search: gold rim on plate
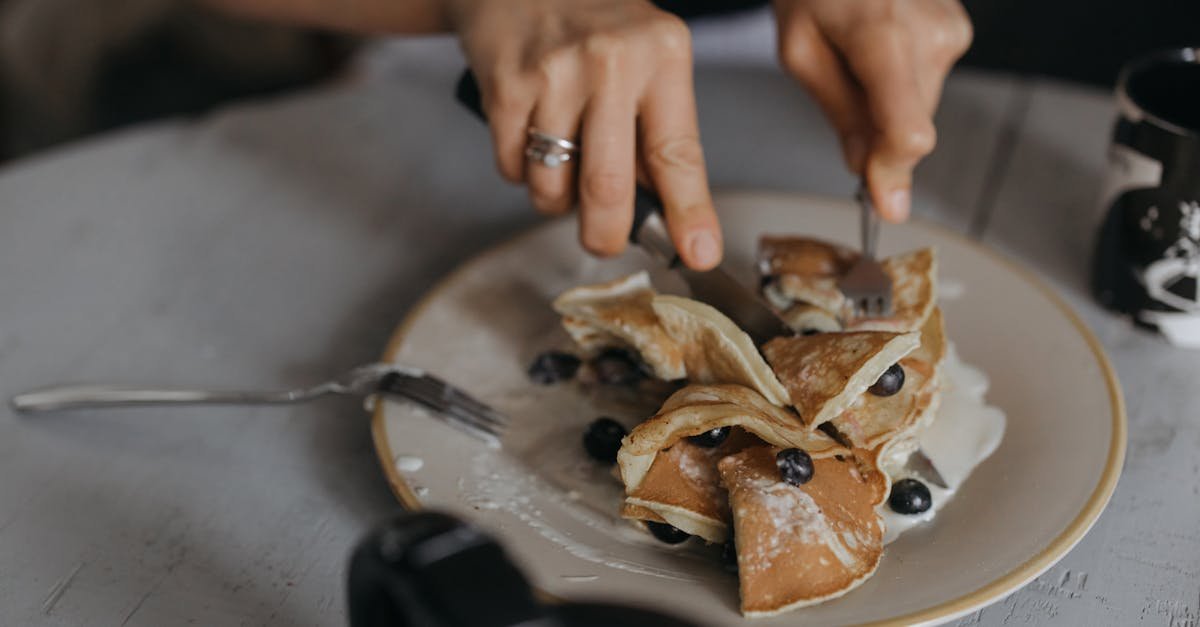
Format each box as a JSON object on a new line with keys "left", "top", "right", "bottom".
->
{"left": 369, "top": 195, "right": 1127, "bottom": 626}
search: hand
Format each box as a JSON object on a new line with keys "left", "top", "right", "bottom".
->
{"left": 448, "top": 0, "right": 722, "bottom": 269}
{"left": 772, "top": 0, "right": 972, "bottom": 222}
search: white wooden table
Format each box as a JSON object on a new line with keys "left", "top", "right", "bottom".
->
{"left": 1, "top": 12, "right": 1195, "bottom": 626}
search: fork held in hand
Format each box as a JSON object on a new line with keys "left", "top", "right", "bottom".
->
{"left": 10, "top": 363, "right": 507, "bottom": 447}
{"left": 840, "top": 185, "right": 895, "bottom": 318}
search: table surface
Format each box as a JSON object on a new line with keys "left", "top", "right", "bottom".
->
{"left": 1, "top": 11, "right": 1195, "bottom": 627}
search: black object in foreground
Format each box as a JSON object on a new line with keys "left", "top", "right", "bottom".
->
{"left": 348, "top": 511, "right": 699, "bottom": 627}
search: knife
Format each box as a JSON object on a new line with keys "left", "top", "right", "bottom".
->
{"left": 455, "top": 72, "right": 949, "bottom": 488}
{"left": 904, "top": 449, "right": 948, "bottom": 490}
{"left": 454, "top": 71, "right": 791, "bottom": 345}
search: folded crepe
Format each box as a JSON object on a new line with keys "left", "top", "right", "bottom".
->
{"left": 762, "top": 331, "right": 921, "bottom": 428}
{"left": 758, "top": 236, "right": 938, "bottom": 333}
{"left": 554, "top": 273, "right": 790, "bottom": 406}
{"left": 618, "top": 384, "right": 845, "bottom": 542}
{"left": 553, "top": 271, "right": 687, "bottom": 380}
{"left": 831, "top": 308, "right": 948, "bottom": 450}
{"left": 759, "top": 236, "right": 857, "bottom": 317}
{"left": 720, "top": 446, "right": 887, "bottom": 617}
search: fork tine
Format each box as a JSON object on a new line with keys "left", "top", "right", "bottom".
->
{"left": 392, "top": 385, "right": 503, "bottom": 444}
{"left": 379, "top": 373, "right": 507, "bottom": 445}
{"left": 387, "top": 374, "right": 508, "bottom": 429}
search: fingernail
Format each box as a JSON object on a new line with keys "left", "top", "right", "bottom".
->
{"left": 886, "top": 189, "right": 911, "bottom": 222}
{"left": 689, "top": 231, "right": 721, "bottom": 269}
{"left": 845, "top": 134, "right": 867, "bottom": 171}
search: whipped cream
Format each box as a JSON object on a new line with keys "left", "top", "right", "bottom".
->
{"left": 877, "top": 343, "right": 1006, "bottom": 544}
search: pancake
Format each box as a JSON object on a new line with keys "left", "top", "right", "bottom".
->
{"left": 758, "top": 236, "right": 856, "bottom": 323}
{"left": 651, "top": 295, "right": 791, "bottom": 406}
{"left": 778, "top": 303, "right": 843, "bottom": 334}
{"left": 553, "top": 271, "right": 686, "bottom": 380}
{"left": 762, "top": 331, "right": 920, "bottom": 428}
{"left": 758, "top": 237, "right": 938, "bottom": 333}
{"left": 618, "top": 384, "right": 846, "bottom": 542}
{"left": 720, "top": 446, "right": 887, "bottom": 617}
{"left": 845, "top": 248, "right": 938, "bottom": 333}
{"left": 831, "top": 309, "right": 948, "bottom": 450}
{"left": 553, "top": 275, "right": 791, "bottom": 405}
{"left": 623, "top": 429, "right": 760, "bottom": 542}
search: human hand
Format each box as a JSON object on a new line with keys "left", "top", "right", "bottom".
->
{"left": 447, "top": 0, "right": 722, "bottom": 269}
{"left": 772, "top": 0, "right": 972, "bottom": 222}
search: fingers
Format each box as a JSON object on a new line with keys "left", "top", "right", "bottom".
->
{"left": 831, "top": 22, "right": 936, "bottom": 223}
{"left": 639, "top": 52, "right": 722, "bottom": 270}
{"left": 577, "top": 88, "right": 637, "bottom": 257}
{"left": 776, "top": 14, "right": 870, "bottom": 173}
{"left": 912, "top": 0, "right": 974, "bottom": 111}
{"left": 479, "top": 74, "right": 536, "bottom": 185}
{"left": 525, "top": 54, "right": 587, "bottom": 216}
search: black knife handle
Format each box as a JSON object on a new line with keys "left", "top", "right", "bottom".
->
{"left": 453, "top": 69, "right": 666, "bottom": 248}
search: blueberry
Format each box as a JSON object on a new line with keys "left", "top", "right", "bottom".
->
{"left": 888, "top": 478, "right": 932, "bottom": 515}
{"left": 646, "top": 521, "right": 691, "bottom": 545}
{"left": 527, "top": 351, "right": 581, "bottom": 385}
{"left": 800, "top": 328, "right": 821, "bottom": 336}
{"left": 687, "top": 426, "right": 730, "bottom": 448}
{"left": 869, "top": 363, "right": 905, "bottom": 397}
{"left": 592, "top": 348, "right": 645, "bottom": 385}
{"left": 776, "top": 448, "right": 814, "bottom": 486}
{"left": 721, "top": 540, "right": 738, "bottom": 573}
{"left": 582, "top": 417, "right": 627, "bottom": 464}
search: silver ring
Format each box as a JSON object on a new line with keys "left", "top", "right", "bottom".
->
{"left": 525, "top": 129, "right": 578, "bottom": 168}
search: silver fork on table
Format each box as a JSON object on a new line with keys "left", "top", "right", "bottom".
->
{"left": 840, "top": 185, "right": 894, "bottom": 318}
{"left": 10, "top": 363, "right": 507, "bottom": 447}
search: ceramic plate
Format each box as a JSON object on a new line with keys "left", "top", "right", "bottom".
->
{"left": 372, "top": 191, "right": 1125, "bottom": 626}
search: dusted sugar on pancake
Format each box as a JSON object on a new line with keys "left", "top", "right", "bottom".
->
{"left": 618, "top": 384, "right": 845, "bottom": 542}
{"left": 762, "top": 331, "right": 919, "bottom": 428}
{"left": 719, "top": 446, "right": 886, "bottom": 617}
{"left": 621, "top": 429, "right": 759, "bottom": 542}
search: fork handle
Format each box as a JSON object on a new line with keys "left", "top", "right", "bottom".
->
{"left": 11, "top": 385, "right": 331, "bottom": 413}
{"left": 856, "top": 185, "right": 880, "bottom": 260}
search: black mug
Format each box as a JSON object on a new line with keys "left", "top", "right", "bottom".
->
{"left": 1092, "top": 47, "right": 1200, "bottom": 346}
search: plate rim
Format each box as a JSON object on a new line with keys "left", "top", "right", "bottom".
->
{"left": 370, "top": 191, "right": 1127, "bottom": 626}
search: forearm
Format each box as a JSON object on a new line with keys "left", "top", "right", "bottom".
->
{"left": 200, "top": 0, "right": 452, "bottom": 34}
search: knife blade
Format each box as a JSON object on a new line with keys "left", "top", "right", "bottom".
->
{"left": 629, "top": 187, "right": 792, "bottom": 345}
{"left": 903, "top": 448, "right": 948, "bottom": 489}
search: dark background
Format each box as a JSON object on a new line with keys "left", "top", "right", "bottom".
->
{"left": 1, "top": 0, "right": 1197, "bottom": 162}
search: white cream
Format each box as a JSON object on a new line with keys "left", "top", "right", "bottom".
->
{"left": 878, "top": 343, "right": 1006, "bottom": 544}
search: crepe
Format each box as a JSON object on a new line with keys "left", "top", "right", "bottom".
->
{"left": 554, "top": 273, "right": 791, "bottom": 406}
{"left": 720, "top": 446, "right": 887, "bottom": 617}
{"left": 553, "top": 271, "right": 686, "bottom": 380}
{"left": 759, "top": 236, "right": 857, "bottom": 317}
{"left": 618, "top": 384, "right": 845, "bottom": 542}
{"left": 762, "top": 331, "right": 920, "bottom": 428}
{"left": 831, "top": 308, "right": 948, "bottom": 450}
{"left": 758, "top": 236, "right": 938, "bottom": 333}
{"left": 651, "top": 295, "right": 790, "bottom": 407}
